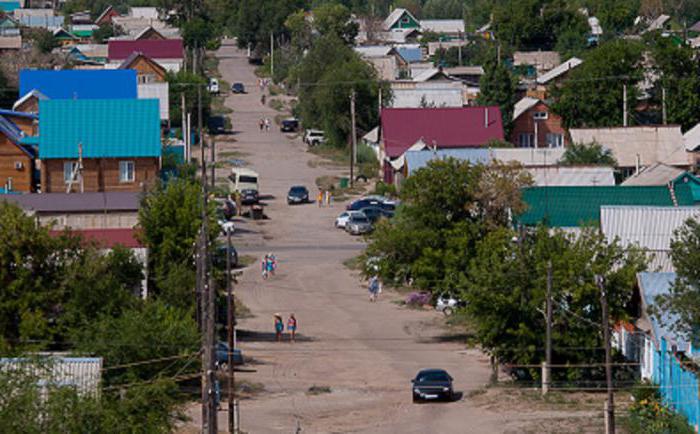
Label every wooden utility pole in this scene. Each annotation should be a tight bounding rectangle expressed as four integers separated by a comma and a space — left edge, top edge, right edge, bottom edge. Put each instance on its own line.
210, 135, 216, 189
543, 260, 552, 395
270, 33, 274, 78
181, 92, 187, 160
198, 82, 204, 168
623, 84, 628, 127
662, 87, 667, 125
350, 89, 357, 188
597, 275, 615, 434
226, 231, 237, 433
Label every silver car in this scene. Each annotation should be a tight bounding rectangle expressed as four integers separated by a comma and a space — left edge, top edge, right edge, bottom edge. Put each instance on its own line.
345, 213, 372, 235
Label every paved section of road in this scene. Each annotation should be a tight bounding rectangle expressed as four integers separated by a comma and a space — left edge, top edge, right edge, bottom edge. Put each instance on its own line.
181, 41, 541, 433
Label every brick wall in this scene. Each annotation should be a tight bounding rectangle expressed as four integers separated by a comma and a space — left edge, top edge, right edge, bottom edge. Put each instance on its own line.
510, 102, 568, 148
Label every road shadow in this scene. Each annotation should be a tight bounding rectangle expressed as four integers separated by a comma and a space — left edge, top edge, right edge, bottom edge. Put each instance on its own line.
417, 332, 475, 344
237, 329, 315, 343
414, 391, 464, 404
258, 194, 276, 201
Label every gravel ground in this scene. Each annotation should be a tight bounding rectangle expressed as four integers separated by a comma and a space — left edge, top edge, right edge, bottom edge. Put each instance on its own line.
179, 40, 605, 434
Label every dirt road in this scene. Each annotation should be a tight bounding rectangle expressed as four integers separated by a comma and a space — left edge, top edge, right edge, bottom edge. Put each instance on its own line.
181, 41, 568, 434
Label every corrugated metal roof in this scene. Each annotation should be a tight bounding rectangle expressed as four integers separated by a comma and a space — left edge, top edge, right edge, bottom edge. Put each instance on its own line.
536, 57, 583, 84
405, 148, 491, 174
354, 45, 394, 58
405, 147, 566, 174
1, 191, 140, 212
137, 82, 169, 121
513, 97, 540, 120
0, 356, 102, 396
38, 99, 161, 159
0, 1, 21, 12
621, 163, 686, 186
570, 126, 689, 168
637, 272, 688, 351
20, 70, 137, 100
396, 46, 422, 63
490, 148, 565, 165
390, 87, 462, 108
529, 167, 615, 186
108, 39, 184, 61
49, 228, 143, 248
602, 206, 700, 271
518, 185, 698, 228
419, 19, 465, 34
513, 51, 561, 70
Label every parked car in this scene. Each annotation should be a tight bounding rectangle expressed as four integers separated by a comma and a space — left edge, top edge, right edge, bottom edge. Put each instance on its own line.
335, 211, 365, 228
208, 78, 220, 94
218, 199, 237, 220
215, 341, 243, 368
411, 369, 454, 402
216, 209, 235, 235
208, 115, 227, 135
231, 82, 245, 94
287, 185, 309, 204
358, 206, 393, 223
240, 188, 258, 205
303, 129, 326, 146
212, 245, 238, 269
281, 118, 300, 133
346, 198, 382, 211
345, 213, 372, 235
435, 293, 466, 316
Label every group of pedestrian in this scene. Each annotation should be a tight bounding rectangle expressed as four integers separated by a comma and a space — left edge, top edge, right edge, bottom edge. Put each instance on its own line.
258, 118, 271, 131
258, 78, 270, 92
316, 189, 333, 207
261, 253, 277, 279
274, 313, 297, 342
368, 276, 382, 302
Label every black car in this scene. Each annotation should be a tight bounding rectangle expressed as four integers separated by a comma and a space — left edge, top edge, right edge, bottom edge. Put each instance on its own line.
357, 206, 392, 223
346, 198, 382, 211
240, 189, 258, 205
287, 185, 309, 204
215, 341, 243, 368
212, 245, 238, 269
412, 369, 454, 402
208, 115, 227, 135
231, 82, 245, 93
281, 118, 299, 133
219, 199, 237, 220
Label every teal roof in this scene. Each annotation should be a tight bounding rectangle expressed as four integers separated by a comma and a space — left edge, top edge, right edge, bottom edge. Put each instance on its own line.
38, 99, 161, 159
517, 185, 698, 228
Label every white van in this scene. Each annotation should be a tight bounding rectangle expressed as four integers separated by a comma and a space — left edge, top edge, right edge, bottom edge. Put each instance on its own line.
208, 78, 220, 94
229, 168, 259, 193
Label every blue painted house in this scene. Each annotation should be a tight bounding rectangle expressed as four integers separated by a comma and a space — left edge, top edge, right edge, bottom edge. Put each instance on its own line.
635, 272, 700, 430
19, 69, 137, 101
37, 99, 161, 193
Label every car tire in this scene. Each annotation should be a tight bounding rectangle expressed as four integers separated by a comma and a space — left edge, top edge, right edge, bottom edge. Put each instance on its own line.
447, 391, 454, 402
442, 307, 454, 316
412, 393, 420, 403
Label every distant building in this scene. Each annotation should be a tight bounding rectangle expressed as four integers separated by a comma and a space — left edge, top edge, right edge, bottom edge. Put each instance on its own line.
107, 39, 184, 72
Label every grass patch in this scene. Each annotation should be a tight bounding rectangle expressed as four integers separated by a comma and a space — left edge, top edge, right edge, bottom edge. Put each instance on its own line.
268, 98, 285, 112
309, 144, 349, 164
343, 255, 364, 270
269, 84, 284, 96
218, 150, 249, 159
307, 385, 332, 395
204, 56, 220, 76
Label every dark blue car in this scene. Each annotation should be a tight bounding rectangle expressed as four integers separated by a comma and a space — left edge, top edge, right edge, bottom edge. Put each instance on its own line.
216, 342, 243, 368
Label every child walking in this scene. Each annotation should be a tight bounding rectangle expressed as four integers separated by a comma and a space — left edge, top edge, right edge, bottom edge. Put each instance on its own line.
287, 314, 297, 342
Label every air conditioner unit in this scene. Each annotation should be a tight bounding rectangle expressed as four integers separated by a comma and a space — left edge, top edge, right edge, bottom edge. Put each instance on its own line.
14, 161, 23, 170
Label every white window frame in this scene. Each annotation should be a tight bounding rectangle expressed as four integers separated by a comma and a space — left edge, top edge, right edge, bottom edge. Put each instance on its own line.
533, 111, 548, 120
546, 133, 564, 148
63, 161, 78, 183
518, 133, 534, 148
119, 160, 135, 183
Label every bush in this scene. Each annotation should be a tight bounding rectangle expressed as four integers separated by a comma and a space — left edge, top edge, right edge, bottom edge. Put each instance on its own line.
405, 291, 432, 306
374, 181, 397, 198
356, 143, 376, 164
626, 382, 695, 434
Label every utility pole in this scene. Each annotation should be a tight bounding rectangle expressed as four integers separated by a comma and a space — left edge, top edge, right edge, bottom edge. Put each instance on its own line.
350, 89, 357, 188
210, 135, 216, 189
662, 87, 667, 125
226, 231, 237, 433
270, 32, 274, 79
597, 275, 615, 434
623, 84, 628, 127
198, 83, 204, 168
458, 44, 462, 66
542, 260, 552, 395
181, 92, 187, 160
378, 84, 382, 114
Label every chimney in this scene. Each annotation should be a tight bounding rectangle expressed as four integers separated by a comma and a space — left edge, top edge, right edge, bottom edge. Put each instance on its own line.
484, 107, 488, 128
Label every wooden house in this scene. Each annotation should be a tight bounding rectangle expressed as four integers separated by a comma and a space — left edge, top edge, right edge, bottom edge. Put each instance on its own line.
95, 5, 119, 26
37, 99, 161, 193
117, 52, 167, 83
0, 114, 36, 192
13, 89, 48, 114
511, 97, 567, 148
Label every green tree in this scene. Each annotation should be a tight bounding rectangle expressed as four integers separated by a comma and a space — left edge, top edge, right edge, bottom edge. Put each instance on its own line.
476, 60, 517, 136
463, 226, 646, 374
166, 70, 211, 129
652, 38, 700, 131
559, 142, 618, 166
91, 23, 124, 44
181, 16, 216, 49
25, 28, 59, 54
586, 0, 640, 34
285, 9, 313, 51
314, 2, 358, 44
552, 39, 643, 128
422, 0, 464, 19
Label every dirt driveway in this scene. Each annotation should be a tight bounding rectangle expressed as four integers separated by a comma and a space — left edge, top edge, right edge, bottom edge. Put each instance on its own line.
180, 40, 601, 434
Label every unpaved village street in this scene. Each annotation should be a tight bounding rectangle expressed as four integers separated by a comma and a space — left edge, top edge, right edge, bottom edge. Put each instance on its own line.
180, 40, 596, 434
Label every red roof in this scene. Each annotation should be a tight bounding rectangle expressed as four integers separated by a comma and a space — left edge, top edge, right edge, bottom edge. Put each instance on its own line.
381, 107, 504, 158
49, 228, 143, 249
108, 39, 184, 61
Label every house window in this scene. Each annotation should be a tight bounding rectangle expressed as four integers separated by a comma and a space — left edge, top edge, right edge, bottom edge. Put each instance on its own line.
138, 74, 156, 84
546, 133, 563, 148
401, 17, 409, 24
119, 161, 135, 182
518, 133, 534, 148
63, 161, 78, 183
533, 111, 548, 120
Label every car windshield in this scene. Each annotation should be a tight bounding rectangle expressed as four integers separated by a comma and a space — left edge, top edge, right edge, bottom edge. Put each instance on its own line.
417, 371, 450, 382
351, 216, 369, 223
239, 175, 257, 183
290, 187, 306, 193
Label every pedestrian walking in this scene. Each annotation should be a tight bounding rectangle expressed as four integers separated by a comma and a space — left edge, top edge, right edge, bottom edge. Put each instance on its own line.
259, 118, 264, 131
317, 190, 324, 207
325, 190, 332, 207
264, 118, 271, 131
261, 94, 266, 105
266, 252, 275, 276
258, 78, 263, 92
287, 314, 297, 342
262, 254, 269, 279
274, 314, 284, 342
368, 276, 381, 302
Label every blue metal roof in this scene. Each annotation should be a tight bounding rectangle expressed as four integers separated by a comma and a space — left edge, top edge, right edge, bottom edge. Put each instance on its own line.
0, 1, 21, 12
38, 99, 161, 159
0, 115, 23, 144
20, 70, 137, 100
0, 109, 38, 120
638, 272, 689, 351
396, 47, 423, 63
17, 15, 65, 27
405, 149, 492, 175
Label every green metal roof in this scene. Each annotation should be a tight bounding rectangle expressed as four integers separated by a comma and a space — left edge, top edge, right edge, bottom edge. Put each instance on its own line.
517, 185, 698, 228
38, 99, 161, 159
